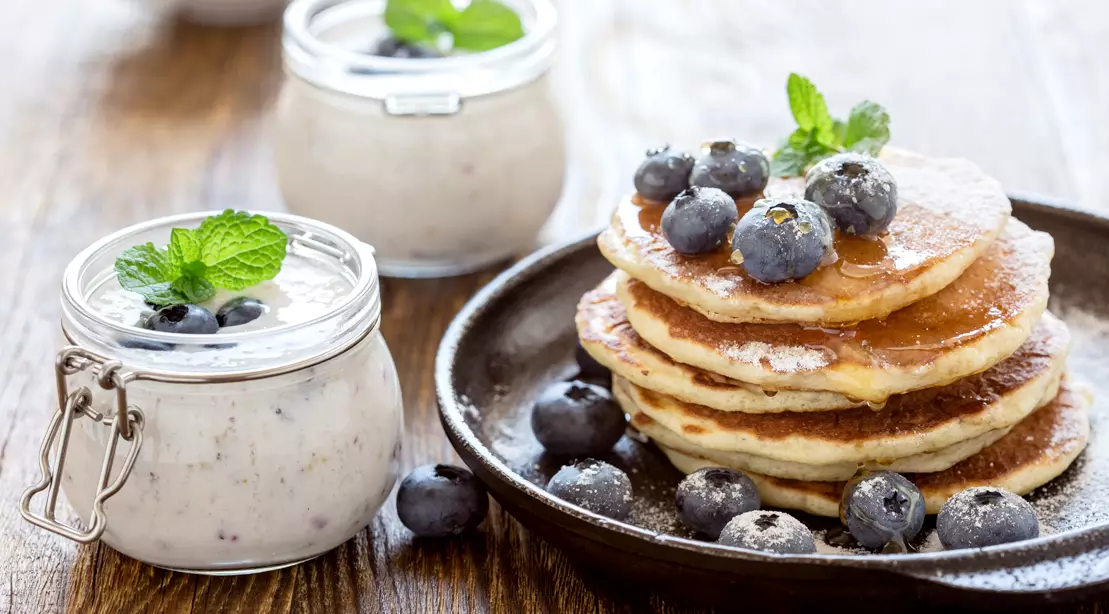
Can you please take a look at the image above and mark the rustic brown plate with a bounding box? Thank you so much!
[435,195,1109,610]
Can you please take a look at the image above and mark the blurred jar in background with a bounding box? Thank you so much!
[171,0,290,25]
[275,0,565,278]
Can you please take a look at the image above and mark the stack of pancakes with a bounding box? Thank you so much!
[576,148,1090,517]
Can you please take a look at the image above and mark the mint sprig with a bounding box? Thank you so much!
[385,0,524,52]
[771,73,891,177]
[114,210,288,307]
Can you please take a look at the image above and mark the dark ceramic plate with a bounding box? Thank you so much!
[435,196,1109,610]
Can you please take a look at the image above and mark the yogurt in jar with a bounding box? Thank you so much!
[37,212,403,573]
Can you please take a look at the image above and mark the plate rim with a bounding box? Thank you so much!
[434,194,1109,594]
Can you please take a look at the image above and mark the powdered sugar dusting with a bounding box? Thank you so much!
[721,341,829,372]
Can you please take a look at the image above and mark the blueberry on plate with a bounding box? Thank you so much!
[216,297,266,328]
[396,464,489,537]
[144,304,219,335]
[633,146,695,202]
[804,152,898,236]
[676,467,761,539]
[840,470,925,551]
[689,140,770,198]
[718,510,816,554]
[732,197,833,283]
[574,342,610,383]
[661,186,739,255]
[531,380,625,457]
[936,486,1039,550]
[546,458,633,520]
[374,36,442,59]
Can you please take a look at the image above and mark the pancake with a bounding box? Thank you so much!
[661,381,1090,516]
[600,148,1012,324]
[627,410,1011,482]
[576,275,859,413]
[616,219,1054,401]
[612,312,1068,464]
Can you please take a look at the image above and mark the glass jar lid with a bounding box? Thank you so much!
[282,0,557,101]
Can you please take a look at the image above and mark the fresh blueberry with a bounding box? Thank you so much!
[374,36,441,58]
[531,380,625,457]
[546,458,632,520]
[689,140,770,198]
[718,510,816,554]
[575,342,610,383]
[395,464,489,537]
[676,467,761,539]
[840,470,925,551]
[661,187,739,255]
[216,297,266,328]
[633,146,695,202]
[144,304,219,335]
[936,487,1039,550]
[731,197,833,283]
[119,338,174,351]
[804,152,898,236]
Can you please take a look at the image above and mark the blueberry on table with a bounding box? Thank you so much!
[804,152,898,236]
[633,146,695,202]
[717,510,816,554]
[574,342,610,383]
[689,140,770,198]
[661,186,739,255]
[144,304,219,335]
[546,458,633,520]
[373,36,442,59]
[396,464,489,537]
[216,297,266,328]
[936,486,1039,550]
[840,470,925,551]
[531,380,626,457]
[732,197,833,283]
[676,467,761,539]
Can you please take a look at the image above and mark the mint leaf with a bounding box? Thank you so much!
[197,210,288,291]
[772,129,838,177]
[172,273,215,304]
[114,243,183,306]
[832,119,847,147]
[843,100,890,155]
[786,73,835,146]
[385,0,456,45]
[449,0,525,51]
[167,228,202,273]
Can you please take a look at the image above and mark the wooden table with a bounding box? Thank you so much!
[2,1,1108,612]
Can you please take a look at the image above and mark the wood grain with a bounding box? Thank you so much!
[1,0,1108,612]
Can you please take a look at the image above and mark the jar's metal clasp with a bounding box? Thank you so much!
[19,347,145,543]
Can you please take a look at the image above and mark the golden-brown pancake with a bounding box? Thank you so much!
[616,219,1053,401]
[600,148,1013,324]
[661,382,1090,516]
[576,275,859,413]
[613,312,1068,464]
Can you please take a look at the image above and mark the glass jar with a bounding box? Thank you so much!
[20,212,403,574]
[275,0,565,278]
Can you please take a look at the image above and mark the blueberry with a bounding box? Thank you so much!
[676,467,761,539]
[216,297,266,328]
[936,487,1039,550]
[144,304,219,335]
[633,146,694,202]
[531,381,625,457]
[546,458,632,520]
[661,187,739,255]
[731,197,833,283]
[395,464,489,537]
[119,338,174,351]
[374,36,441,58]
[575,342,610,383]
[689,140,770,198]
[804,153,898,236]
[840,470,925,551]
[718,510,816,554]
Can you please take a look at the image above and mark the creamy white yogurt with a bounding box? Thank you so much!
[55,219,402,572]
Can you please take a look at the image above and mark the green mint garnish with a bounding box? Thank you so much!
[384,0,524,52]
[771,73,891,177]
[114,210,288,307]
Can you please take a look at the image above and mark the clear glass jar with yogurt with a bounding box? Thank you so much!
[275,0,565,277]
[20,211,403,574]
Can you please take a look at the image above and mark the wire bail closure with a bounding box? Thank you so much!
[19,346,145,543]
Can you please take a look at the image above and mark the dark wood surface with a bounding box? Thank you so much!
[2,1,1109,612]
